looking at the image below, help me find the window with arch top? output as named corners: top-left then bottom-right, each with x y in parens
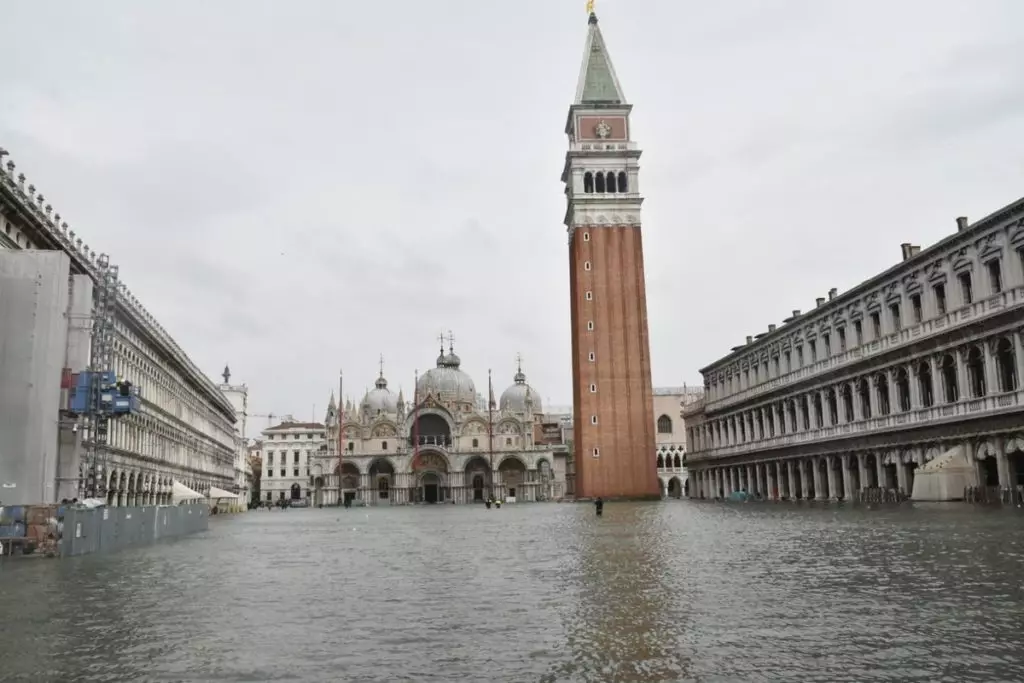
top-left (657, 414), bottom-right (673, 434)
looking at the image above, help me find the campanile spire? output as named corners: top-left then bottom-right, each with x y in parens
top-left (562, 12), bottom-right (658, 500)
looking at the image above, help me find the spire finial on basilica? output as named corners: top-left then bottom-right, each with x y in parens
top-left (514, 353), bottom-right (527, 384)
top-left (379, 354), bottom-right (385, 378)
top-left (447, 329), bottom-right (455, 354)
top-left (222, 364), bottom-right (231, 384)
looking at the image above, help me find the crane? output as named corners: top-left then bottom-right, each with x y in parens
top-left (246, 413), bottom-right (278, 430)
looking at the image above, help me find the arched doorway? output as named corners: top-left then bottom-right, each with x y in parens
top-left (421, 472), bottom-right (441, 503)
top-left (339, 462), bottom-right (360, 505)
top-left (290, 483), bottom-right (302, 500)
top-left (413, 413), bottom-right (452, 448)
top-left (369, 459), bottom-right (395, 501)
top-left (412, 451), bottom-right (449, 503)
top-left (667, 477), bottom-right (682, 499)
top-left (464, 455), bottom-right (491, 502)
top-left (498, 456), bottom-right (527, 501)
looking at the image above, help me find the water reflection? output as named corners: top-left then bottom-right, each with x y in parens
top-left (545, 504), bottom-right (690, 682)
top-left (0, 502), bottom-right (1021, 682)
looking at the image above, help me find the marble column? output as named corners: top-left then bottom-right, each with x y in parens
top-left (826, 456), bottom-right (838, 499)
top-left (813, 459), bottom-right (826, 500)
top-left (787, 461), bottom-right (798, 500)
top-left (841, 455), bottom-right (854, 500)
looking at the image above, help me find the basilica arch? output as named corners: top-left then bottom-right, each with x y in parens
top-left (464, 455), bottom-right (492, 501)
top-left (412, 448), bottom-right (450, 503)
top-left (498, 454), bottom-right (528, 500)
top-left (413, 412), bottom-right (453, 448)
top-left (368, 457), bottom-right (396, 501)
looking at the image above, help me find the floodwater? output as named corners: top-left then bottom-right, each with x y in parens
top-left (0, 501), bottom-right (1022, 683)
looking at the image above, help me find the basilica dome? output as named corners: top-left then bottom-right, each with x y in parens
top-left (361, 374), bottom-right (399, 416)
top-left (417, 345), bottom-right (476, 405)
top-left (500, 365), bottom-right (543, 414)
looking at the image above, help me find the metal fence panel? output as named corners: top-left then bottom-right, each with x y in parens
top-left (59, 504), bottom-right (207, 557)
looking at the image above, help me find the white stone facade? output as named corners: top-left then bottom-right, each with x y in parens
top-left (0, 150), bottom-right (237, 505)
top-left (685, 199), bottom-right (1024, 502)
top-left (312, 344), bottom-right (568, 506)
top-left (260, 421), bottom-right (324, 503)
top-left (218, 371), bottom-right (253, 503)
top-left (653, 387), bottom-right (704, 497)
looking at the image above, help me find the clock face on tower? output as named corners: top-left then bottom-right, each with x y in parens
top-left (594, 120), bottom-right (612, 139)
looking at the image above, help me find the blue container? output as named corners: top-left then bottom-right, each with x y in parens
top-left (0, 523), bottom-right (26, 538)
top-left (0, 506), bottom-right (26, 524)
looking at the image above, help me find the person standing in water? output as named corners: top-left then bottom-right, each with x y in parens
top-left (595, 497), bottom-right (604, 516)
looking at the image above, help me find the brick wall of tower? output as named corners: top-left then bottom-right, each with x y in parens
top-left (569, 224), bottom-right (659, 499)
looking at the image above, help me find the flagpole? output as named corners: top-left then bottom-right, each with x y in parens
top-left (342, 368), bottom-right (350, 507)
top-left (488, 368), bottom-right (495, 499)
top-left (412, 369), bottom-right (420, 502)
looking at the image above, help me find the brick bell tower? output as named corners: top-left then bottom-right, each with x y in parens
top-left (562, 9), bottom-right (658, 500)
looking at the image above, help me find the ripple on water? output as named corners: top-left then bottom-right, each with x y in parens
top-left (0, 502), bottom-right (1022, 682)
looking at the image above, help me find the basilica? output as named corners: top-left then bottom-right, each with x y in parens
top-left (309, 339), bottom-right (569, 505)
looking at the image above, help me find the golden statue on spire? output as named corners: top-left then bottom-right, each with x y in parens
top-left (586, 0), bottom-right (595, 14)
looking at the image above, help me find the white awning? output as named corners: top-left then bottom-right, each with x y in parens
top-left (172, 480), bottom-right (204, 504)
top-left (208, 486), bottom-right (238, 499)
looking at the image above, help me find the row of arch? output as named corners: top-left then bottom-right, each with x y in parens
top-left (306, 450), bottom-right (557, 504)
top-left (582, 171), bottom-right (628, 194)
top-left (692, 335), bottom-right (1021, 453)
top-left (657, 453), bottom-right (683, 469)
top-left (94, 468), bottom-right (213, 507)
top-left (692, 436), bottom-right (1024, 500)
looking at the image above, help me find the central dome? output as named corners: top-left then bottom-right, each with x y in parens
top-left (417, 340), bottom-right (476, 405)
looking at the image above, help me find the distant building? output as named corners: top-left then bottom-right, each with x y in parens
top-left (217, 365), bottom-right (253, 504)
top-left (314, 340), bottom-right (568, 506)
top-left (653, 386), bottom-right (704, 497)
top-left (260, 419), bottom-right (325, 503)
top-left (684, 199), bottom-right (1024, 501)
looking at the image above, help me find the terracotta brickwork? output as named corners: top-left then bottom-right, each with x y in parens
top-left (569, 225), bottom-right (659, 499)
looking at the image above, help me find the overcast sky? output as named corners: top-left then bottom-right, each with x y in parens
top-left (2, 0), bottom-right (1023, 424)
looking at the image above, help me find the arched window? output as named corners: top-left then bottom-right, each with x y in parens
top-left (595, 172), bottom-right (606, 193)
top-left (875, 373), bottom-right (890, 415)
top-left (605, 171), bottom-right (617, 193)
top-left (472, 438), bottom-right (479, 448)
top-left (657, 414), bottom-right (672, 434)
top-left (995, 337), bottom-right (1017, 392)
top-left (917, 361), bottom-right (934, 407)
top-left (857, 379), bottom-right (871, 419)
top-left (673, 454), bottom-right (681, 468)
top-left (617, 171), bottom-right (628, 193)
top-left (966, 344), bottom-right (985, 398)
top-left (895, 368), bottom-right (911, 411)
top-left (938, 353), bottom-right (958, 403)
top-left (657, 454), bottom-right (665, 468)
top-left (583, 172), bottom-right (594, 193)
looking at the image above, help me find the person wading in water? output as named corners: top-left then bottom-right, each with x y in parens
top-left (595, 497), bottom-right (604, 516)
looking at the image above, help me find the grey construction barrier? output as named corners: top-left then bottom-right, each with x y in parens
top-left (59, 504), bottom-right (208, 558)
